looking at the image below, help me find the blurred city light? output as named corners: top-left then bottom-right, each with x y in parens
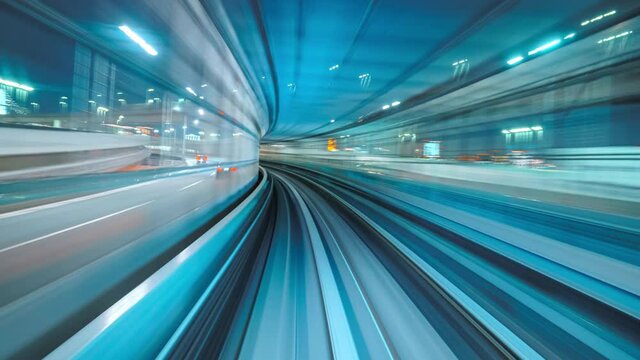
top-left (0, 78), bottom-right (34, 92)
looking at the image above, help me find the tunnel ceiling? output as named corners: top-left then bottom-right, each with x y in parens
top-left (218, 0), bottom-right (622, 141)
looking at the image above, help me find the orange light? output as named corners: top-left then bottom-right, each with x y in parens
top-left (230, 167), bottom-right (237, 173)
top-left (327, 138), bottom-right (337, 152)
top-left (216, 167), bottom-right (223, 173)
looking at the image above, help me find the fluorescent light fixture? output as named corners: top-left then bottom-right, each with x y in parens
top-left (186, 87), bottom-right (197, 96)
top-left (598, 30), bottom-right (632, 44)
top-left (198, 108), bottom-right (204, 116)
top-left (358, 73), bottom-right (370, 79)
top-left (201, 84), bottom-right (208, 88)
top-left (382, 104), bottom-right (390, 110)
top-left (507, 56), bottom-right (524, 65)
top-left (329, 64), bottom-right (340, 71)
top-left (198, 131), bottom-right (205, 135)
top-left (232, 132), bottom-right (242, 136)
top-left (119, 25), bottom-right (158, 56)
top-left (528, 39), bottom-right (561, 56)
top-left (147, 88), bottom-right (154, 92)
top-left (509, 127), bottom-right (532, 133)
top-left (153, 129), bottom-right (159, 133)
top-left (501, 130), bottom-right (511, 134)
top-left (88, 100), bottom-right (96, 104)
top-left (581, 10), bottom-right (616, 26)
top-left (0, 78), bottom-right (34, 91)
top-left (97, 106), bottom-right (109, 112)
top-left (564, 33), bottom-right (575, 40)
top-left (391, 101), bottom-right (401, 107)
top-left (210, 133), bottom-right (220, 137)
top-left (452, 59), bottom-right (468, 66)
top-left (531, 126), bottom-right (543, 131)
top-left (330, 119), bottom-right (335, 123)
top-left (199, 96), bottom-right (204, 99)
top-left (193, 119), bottom-right (199, 125)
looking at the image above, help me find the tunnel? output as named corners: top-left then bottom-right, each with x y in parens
top-left (0, 0), bottom-right (639, 359)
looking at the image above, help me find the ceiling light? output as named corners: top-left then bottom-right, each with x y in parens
top-left (198, 109), bottom-right (204, 116)
top-left (508, 127), bottom-right (532, 133)
top-left (507, 56), bottom-right (524, 65)
top-left (564, 33), bottom-right (576, 40)
top-left (382, 104), bottom-right (390, 110)
top-left (528, 39), bottom-right (561, 56)
top-left (201, 84), bottom-right (208, 88)
top-left (193, 119), bottom-right (199, 125)
top-left (118, 25), bottom-right (158, 56)
top-left (531, 126), bottom-right (543, 131)
top-left (581, 10), bottom-right (616, 26)
top-left (330, 119), bottom-right (335, 123)
top-left (391, 101), bottom-right (401, 107)
top-left (186, 87), bottom-right (197, 96)
top-left (329, 64), bottom-right (340, 71)
top-left (452, 59), bottom-right (468, 66)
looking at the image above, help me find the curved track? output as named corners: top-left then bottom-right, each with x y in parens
top-left (165, 163), bottom-right (640, 359)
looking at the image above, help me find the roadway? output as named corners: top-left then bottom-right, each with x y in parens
top-left (0, 162), bottom-right (258, 359)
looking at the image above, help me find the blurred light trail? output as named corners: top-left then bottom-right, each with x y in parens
top-left (507, 55), bottom-right (524, 65)
top-left (581, 10), bottom-right (616, 26)
top-left (186, 87), bottom-right (197, 96)
top-left (118, 25), bottom-right (158, 56)
top-left (0, 78), bottom-right (34, 91)
top-left (528, 39), bottom-right (561, 56)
